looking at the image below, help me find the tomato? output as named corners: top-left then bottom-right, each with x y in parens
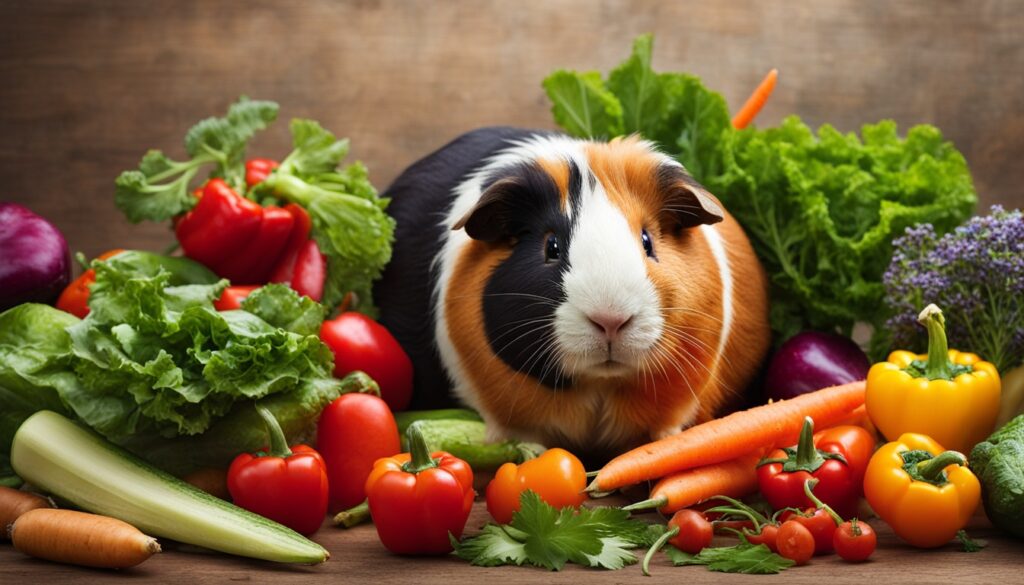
top-left (316, 392), bottom-right (401, 512)
top-left (787, 507), bottom-right (836, 554)
top-left (213, 285), bottom-right (260, 311)
top-left (834, 519), bottom-right (876, 562)
top-left (776, 520), bottom-right (815, 565)
top-left (486, 448), bottom-right (587, 524)
top-left (743, 524), bottom-right (779, 552)
top-left (319, 312), bottom-right (414, 411)
top-left (667, 509), bottom-right (713, 554)
top-left (55, 249), bottom-right (125, 318)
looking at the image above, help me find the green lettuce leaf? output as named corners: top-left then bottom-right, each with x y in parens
top-left (542, 71), bottom-right (624, 139)
top-left (240, 283), bottom-right (327, 336)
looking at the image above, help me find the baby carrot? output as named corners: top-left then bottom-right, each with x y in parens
top-left (0, 485), bottom-right (52, 538)
top-left (591, 380), bottom-right (865, 493)
top-left (11, 508), bottom-right (160, 569)
top-left (731, 68), bottom-right (778, 129)
top-left (624, 452), bottom-right (763, 514)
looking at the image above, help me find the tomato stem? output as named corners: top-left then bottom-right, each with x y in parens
top-left (802, 478), bottom-right (843, 525)
top-left (642, 526), bottom-right (679, 576)
top-left (256, 405), bottom-right (292, 458)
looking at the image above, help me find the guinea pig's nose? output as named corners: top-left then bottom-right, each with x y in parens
top-left (586, 312), bottom-right (633, 342)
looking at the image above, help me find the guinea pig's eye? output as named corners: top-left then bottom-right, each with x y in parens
top-left (641, 229), bottom-right (655, 258)
top-left (544, 233), bottom-right (560, 263)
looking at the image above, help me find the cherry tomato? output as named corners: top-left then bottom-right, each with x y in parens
top-left (834, 519), bottom-right (876, 562)
top-left (789, 507), bottom-right (836, 554)
top-left (743, 524), bottom-right (779, 552)
top-left (213, 285), bottom-right (260, 311)
top-left (667, 510), bottom-right (713, 554)
top-left (320, 312), bottom-right (414, 411)
top-left (316, 392), bottom-right (401, 512)
top-left (777, 520), bottom-right (814, 565)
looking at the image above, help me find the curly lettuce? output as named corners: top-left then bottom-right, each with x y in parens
top-left (543, 34), bottom-right (977, 343)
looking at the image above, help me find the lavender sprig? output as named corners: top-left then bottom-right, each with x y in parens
top-left (883, 206), bottom-right (1024, 372)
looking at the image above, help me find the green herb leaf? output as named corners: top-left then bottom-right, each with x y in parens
top-left (280, 119), bottom-right (351, 177)
top-left (956, 530), bottom-right (987, 552)
top-left (452, 490), bottom-right (649, 571)
top-left (666, 543), bottom-right (794, 574)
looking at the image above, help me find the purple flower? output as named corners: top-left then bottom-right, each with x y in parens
top-left (884, 206), bottom-right (1024, 371)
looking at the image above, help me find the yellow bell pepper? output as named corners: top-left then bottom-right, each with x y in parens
top-left (866, 304), bottom-right (1000, 453)
top-left (864, 433), bottom-right (980, 548)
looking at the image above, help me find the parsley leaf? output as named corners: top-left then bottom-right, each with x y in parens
top-left (956, 530), bottom-right (987, 552)
top-left (666, 543), bottom-right (794, 575)
top-left (452, 491), bottom-right (650, 571)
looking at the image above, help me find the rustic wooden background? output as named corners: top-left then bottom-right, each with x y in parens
top-left (1, 0), bottom-right (1021, 262)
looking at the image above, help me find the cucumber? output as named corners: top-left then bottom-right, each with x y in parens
top-left (402, 419), bottom-right (545, 470)
top-left (11, 410), bottom-right (328, 564)
top-left (394, 408), bottom-right (483, 435)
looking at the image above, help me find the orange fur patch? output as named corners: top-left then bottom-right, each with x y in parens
top-left (536, 157), bottom-right (569, 210)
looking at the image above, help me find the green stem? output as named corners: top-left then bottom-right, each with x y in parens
top-left (256, 405), bottom-right (292, 458)
top-left (622, 497), bottom-right (668, 512)
top-left (919, 304), bottom-right (953, 380)
top-left (401, 422), bottom-right (438, 474)
top-left (916, 451), bottom-right (967, 483)
top-left (338, 371), bottom-right (381, 396)
top-left (794, 417), bottom-right (824, 470)
top-left (802, 478), bottom-right (842, 526)
top-left (703, 505), bottom-right (763, 532)
top-left (642, 526), bottom-right (678, 577)
top-left (333, 500), bottom-right (371, 528)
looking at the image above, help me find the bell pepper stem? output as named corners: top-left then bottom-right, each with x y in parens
top-left (333, 500), bottom-right (371, 528)
top-left (794, 417), bottom-right (823, 469)
top-left (919, 304), bottom-right (953, 380)
top-left (402, 422), bottom-right (439, 474)
top-left (256, 405), bottom-right (292, 458)
top-left (622, 497), bottom-right (668, 512)
top-left (803, 478), bottom-right (843, 526)
top-left (642, 526), bottom-right (679, 576)
top-left (916, 450), bottom-right (967, 482)
top-left (338, 370), bottom-right (381, 397)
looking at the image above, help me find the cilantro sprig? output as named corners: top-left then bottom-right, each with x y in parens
top-left (451, 491), bottom-right (655, 571)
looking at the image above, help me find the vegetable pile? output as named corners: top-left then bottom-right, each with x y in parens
top-left (543, 34), bottom-right (977, 343)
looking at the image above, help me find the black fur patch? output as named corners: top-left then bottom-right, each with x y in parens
top-left (481, 162), bottom-right (579, 389)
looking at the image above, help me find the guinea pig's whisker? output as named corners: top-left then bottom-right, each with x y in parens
top-left (659, 306), bottom-right (726, 325)
top-left (662, 322), bottom-right (737, 372)
top-left (488, 319), bottom-right (556, 359)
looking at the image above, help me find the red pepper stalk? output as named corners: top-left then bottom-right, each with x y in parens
top-left (756, 417), bottom-right (872, 520)
top-left (364, 422), bottom-right (474, 555)
top-left (227, 406), bottom-right (329, 536)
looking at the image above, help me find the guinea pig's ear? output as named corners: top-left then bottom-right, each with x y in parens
top-left (659, 165), bottom-right (725, 228)
top-left (451, 176), bottom-right (522, 242)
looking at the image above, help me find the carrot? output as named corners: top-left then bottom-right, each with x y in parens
top-left (11, 508), bottom-right (160, 569)
top-left (731, 68), bottom-right (778, 129)
top-left (590, 380), bottom-right (865, 493)
top-left (623, 452), bottom-right (763, 514)
top-left (0, 486), bottom-right (53, 538)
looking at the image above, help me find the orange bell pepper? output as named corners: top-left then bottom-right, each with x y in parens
top-left (863, 433), bottom-right (980, 548)
top-left (485, 448), bottom-right (587, 524)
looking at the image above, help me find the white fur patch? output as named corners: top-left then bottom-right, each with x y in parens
top-left (699, 224), bottom-right (734, 366)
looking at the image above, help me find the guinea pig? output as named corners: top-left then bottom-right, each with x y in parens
top-left (373, 127), bottom-right (769, 458)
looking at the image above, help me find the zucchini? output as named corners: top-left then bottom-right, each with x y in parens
top-left (11, 410), bottom-right (328, 564)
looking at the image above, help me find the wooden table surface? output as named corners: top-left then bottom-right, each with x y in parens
top-left (1, 497), bottom-right (1020, 584)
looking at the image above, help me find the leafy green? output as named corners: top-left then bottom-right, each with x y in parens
top-left (260, 119), bottom-right (395, 311)
top-left (452, 491), bottom-right (651, 571)
top-left (665, 542), bottom-right (794, 574)
top-left (543, 35), bottom-right (977, 343)
top-left (970, 415), bottom-right (1024, 538)
top-left (956, 530), bottom-right (987, 552)
top-left (0, 252), bottom-right (341, 478)
top-left (115, 98), bottom-right (278, 222)
top-left (240, 283), bottom-right (327, 336)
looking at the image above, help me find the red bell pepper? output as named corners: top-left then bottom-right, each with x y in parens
top-left (269, 204), bottom-right (325, 301)
top-left (175, 179), bottom-right (298, 285)
top-left (364, 423), bottom-right (474, 555)
top-left (214, 285), bottom-right (260, 311)
top-left (245, 158), bottom-right (279, 188)
top-left (55, 249), bottom-right (125, 318)
top-left (227, 406), bottom-right (329, 536)
top-left (756, 417), bottom-right (873, 520)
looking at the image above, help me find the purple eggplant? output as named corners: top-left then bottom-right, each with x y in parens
top-left (0, 203), bottom-right (71, 311)
top-left (764, 331), bottom-right (870, 401)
